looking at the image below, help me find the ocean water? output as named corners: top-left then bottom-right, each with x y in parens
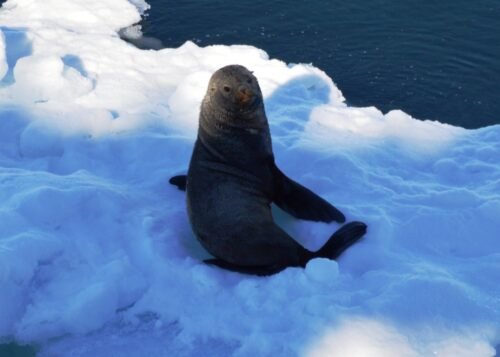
top-left (140, 0), bottom-right (500, 129)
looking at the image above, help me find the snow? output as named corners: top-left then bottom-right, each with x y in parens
top-left (0, 0), bottom-right (499, 356)
top-left (0, 30), bottom-right (7, 80)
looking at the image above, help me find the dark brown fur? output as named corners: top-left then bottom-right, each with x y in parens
top-left (171, 65), bottom-right (366, 275)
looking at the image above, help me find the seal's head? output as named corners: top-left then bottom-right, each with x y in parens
top-left (204, 65), bottom-right (263, 117)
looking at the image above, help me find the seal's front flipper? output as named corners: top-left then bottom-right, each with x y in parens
top-left (316, 221), bottom-right (367, 260)
top-left (169, 175), bottom-right (187, 191)
top-left (204, 259), bottom-right (287, 276)
top-left (272, 165), bottom-right (346, 223)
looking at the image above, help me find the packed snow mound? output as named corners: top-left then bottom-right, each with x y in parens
top-left (0, 30), bottom-right (7, 79)
top-left (1, 0), bottom-right (499, 356)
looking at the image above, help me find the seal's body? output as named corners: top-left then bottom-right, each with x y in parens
top-left (170, 65), bottom-right (366, 275)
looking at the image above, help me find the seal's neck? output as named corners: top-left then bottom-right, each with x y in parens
top-left (197, 97), bottom-right (274, 168)
top-left (200, 96), bottom-right (269, 135)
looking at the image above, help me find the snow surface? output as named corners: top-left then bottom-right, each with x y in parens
top-left (0, 0), bottom-right (499, 356)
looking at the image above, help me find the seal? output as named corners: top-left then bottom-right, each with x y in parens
top-left (170, 65), bottom-right (366, 275)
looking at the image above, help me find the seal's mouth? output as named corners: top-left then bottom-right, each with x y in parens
top-left (238, 95), bottom-right (261, 114)
top-left (235, 85), bottom-right (257, 108)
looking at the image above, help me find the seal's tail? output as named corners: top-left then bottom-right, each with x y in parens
top-left (313, 221), bottom-right (367, 260)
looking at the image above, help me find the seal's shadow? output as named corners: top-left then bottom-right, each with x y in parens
top-left (265, 74), bottom-right (332, 148)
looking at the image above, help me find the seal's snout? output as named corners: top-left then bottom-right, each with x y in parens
top-left (236, 84), bottom-right (254, 105)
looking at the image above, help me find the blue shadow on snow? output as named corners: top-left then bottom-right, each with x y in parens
top-left (62, 54), bottom-right (89, 77)
top-left (0, 27), bottom-right (33, 85)
top-left (264, 73), bottom-right (332, 147)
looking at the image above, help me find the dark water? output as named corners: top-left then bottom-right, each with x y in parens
top-left (0, 1), bottom-right (498, 128)
top-left (141, 0), bottom-right (500, 129)
top-left (0, 343), bottom-right (36, 357)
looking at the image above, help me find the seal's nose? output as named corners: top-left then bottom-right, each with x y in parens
top-left (237, 84), bottom-right (254, 105)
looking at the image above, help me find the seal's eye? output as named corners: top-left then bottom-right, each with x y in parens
top-left (247, 78), bottom-right (252, 84)
top-left (223, 85), bottom-right (231, 93)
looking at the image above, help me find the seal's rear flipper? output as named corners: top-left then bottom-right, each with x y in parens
top-left (272, 165), bottom-right (346, 224)
top-left (169, 175), bottom-right (187, 191)
top-left (204, 259), bottom-right (287, 276)
top-left (315, 221), bottom-right (367, 260)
